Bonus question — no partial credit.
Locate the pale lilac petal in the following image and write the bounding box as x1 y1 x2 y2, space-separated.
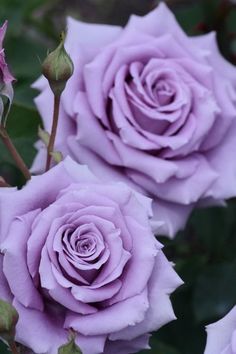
205 122 236 200
204 306 236 354
107 132 178 183
151 200 192 238
2 210 44 310
71 280 122 303
108 217 159 305
110 252 183 340
75 334 106 354
65 288 149 335
126 2 205 61
105 334 150 354
14 299 67 354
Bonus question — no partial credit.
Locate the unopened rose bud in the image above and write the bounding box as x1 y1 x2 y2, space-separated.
42 32 74 96
0 299 19 342
0 21 15 126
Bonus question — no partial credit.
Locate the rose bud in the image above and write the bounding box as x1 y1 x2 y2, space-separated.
0 21 15 126
42 32 74 97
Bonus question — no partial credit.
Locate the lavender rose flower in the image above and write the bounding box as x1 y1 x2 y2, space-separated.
0 158 182 354
32 3 236 238
0 21 14 124
204 306 236 354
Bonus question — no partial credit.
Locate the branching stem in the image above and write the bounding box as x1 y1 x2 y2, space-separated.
45 94 61 171
0 125 31 181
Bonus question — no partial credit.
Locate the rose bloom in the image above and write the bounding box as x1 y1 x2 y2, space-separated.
204 306 236 354
0 21 15 123
0 158 182 354
32 3 236 237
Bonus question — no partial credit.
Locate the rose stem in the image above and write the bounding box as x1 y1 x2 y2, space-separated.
45 94 61 172
9 340 19 354
0 125 31 181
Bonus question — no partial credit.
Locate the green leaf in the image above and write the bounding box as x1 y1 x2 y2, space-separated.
0 103 41 186
0 340 8 354
58 336 82 354
14 83 38 110
175 2 204 34
193 260 236 323
1 103 41 165
0 299 19 351
190 205 236 261
0 299 18 333
5 36 46 80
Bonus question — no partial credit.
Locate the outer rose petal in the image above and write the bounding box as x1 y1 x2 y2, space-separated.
109 252 183 341
65 289 149 335
2 209 44 310
152 199 192 238
205 122 236 200
14 299 67 354
104 334 150 354
192 32 236 83
126 2 205 61
0 158 97 242
204 306 236 354
75 334 106 354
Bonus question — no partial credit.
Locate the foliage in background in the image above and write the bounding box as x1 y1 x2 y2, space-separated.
0 0 235 353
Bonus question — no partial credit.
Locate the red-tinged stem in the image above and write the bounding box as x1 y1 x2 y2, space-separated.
0 125 31 181
9 340 19 354
0 176 10 187
45 94 61 171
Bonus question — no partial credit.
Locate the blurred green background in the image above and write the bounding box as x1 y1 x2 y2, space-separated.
0 0 236 353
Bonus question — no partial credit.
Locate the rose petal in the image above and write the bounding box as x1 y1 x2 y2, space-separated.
65 288 149 335
110 251 183 340
151 199 192 238
105 334 150 354
204 306 236 354
2 210 44 310
14 299 67 354
75 333 106 354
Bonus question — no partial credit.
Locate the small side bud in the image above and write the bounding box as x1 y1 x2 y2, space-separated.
38 126 50 146
50 151 63 164
0 299 19 343
42 32 74 96
58 332 82 354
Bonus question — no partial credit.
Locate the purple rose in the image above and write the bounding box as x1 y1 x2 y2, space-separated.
204 306 236 354
0 158 182 354
32 2 236 237
0 21 14 124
